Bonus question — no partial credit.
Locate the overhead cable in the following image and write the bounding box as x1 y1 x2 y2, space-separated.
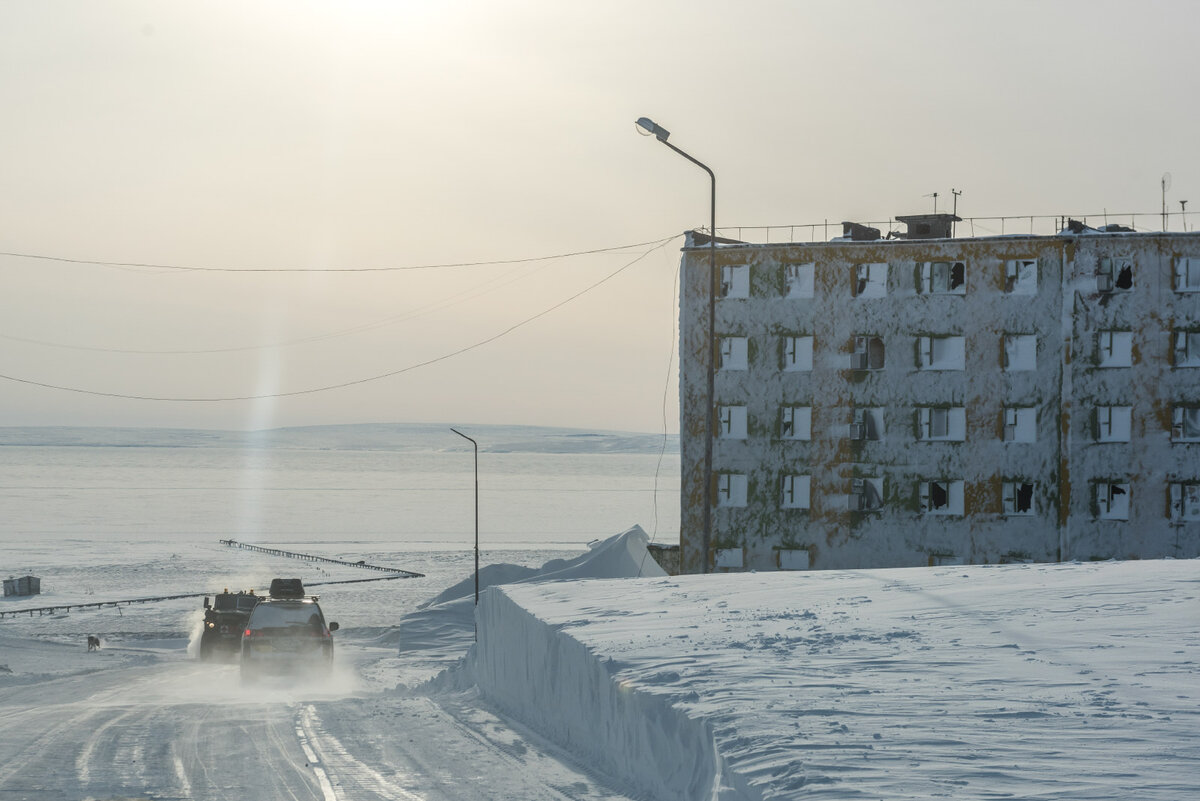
0 235 676 273
0 237 678 402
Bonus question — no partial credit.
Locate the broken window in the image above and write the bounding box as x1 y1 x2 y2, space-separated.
1095 405 1132 443
1175 330 1200 368
1096 481 1130 520
779 406 812 441
1003 406 1037 443
1098 331 1134 368
1002 481 1036 516
1096 258 1133 293
917 335 966 371
1169 483 1200 521
851 335 885 370
921 261 966 294
717 405 747 439
780 475 811 510
782 335 814 371
853 263 887 298
718 337 748 371
1172 406 1200 442
1005 259 1038 295
784 262 815 298
850 476 884 512
716 474 748 508
919 479 964 515
720 264 750 299
848 407 885 441
1003 335 1037 372
1175 257 1200 293
917 406 966 441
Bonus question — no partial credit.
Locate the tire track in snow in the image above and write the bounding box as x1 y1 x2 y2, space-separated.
297 702 425 801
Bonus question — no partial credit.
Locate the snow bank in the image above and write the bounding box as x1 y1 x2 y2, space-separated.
460 558 1200 800
400 526 664 683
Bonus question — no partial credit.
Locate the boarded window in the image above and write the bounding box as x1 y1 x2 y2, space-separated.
778 549 811 570
714 548 744 569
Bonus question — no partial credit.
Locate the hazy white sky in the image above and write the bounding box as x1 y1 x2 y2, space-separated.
1 0 1196 432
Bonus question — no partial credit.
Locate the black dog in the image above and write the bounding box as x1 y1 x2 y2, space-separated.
87 635 100 652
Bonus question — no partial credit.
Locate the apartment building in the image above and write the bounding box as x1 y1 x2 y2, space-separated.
677 215 1200 573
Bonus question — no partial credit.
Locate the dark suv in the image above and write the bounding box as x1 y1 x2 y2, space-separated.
239 579 339 681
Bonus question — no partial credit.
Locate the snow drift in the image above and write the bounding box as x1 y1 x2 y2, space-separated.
447 551 1200 800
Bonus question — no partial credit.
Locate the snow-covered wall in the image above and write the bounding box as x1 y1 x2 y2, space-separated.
468 585 725 801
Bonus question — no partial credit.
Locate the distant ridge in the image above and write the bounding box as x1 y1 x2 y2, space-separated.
0 422 679 455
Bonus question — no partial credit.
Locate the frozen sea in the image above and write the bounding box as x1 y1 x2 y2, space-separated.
0 422 680 634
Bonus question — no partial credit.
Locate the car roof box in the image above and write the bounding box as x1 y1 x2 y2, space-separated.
269 578 305 598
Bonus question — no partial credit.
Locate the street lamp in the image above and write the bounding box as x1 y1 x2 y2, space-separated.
635 116 716 574
450 428 480 639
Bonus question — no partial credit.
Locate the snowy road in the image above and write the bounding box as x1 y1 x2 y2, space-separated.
0 643 635 801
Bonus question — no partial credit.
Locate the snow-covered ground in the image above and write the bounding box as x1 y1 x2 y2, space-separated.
455 538 1199 800
1 528 1196 800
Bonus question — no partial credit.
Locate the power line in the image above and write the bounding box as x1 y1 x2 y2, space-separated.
0 237 678 402
0 236 674 273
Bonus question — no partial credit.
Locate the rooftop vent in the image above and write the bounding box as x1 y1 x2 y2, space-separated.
895 213 961 240
841 221 881 241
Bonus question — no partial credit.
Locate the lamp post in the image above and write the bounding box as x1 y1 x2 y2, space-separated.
450 428 479 638
635 116 716 574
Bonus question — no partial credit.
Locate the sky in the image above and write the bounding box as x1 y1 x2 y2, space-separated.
1 0 1197 433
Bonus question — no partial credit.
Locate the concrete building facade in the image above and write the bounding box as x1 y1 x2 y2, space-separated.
678 223 1200 573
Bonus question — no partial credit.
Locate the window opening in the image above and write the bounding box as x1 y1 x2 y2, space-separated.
1172 406 1200 442
1098 331 1133 368
718 337 748 371
784 262 815 298
1170 483 1200 521
783 336 814 371
780 475 811 509
1096 405 1132 443
717 405 747 439
921 261 966 294
1175 257 1200 293
780 406 812 440
851 335 885 370
1097 258 1133 293
720 265 750 299
854 263 887 298
1004 259 1037 295
1096 481 1130 520
1002 481 1035 516
1175 331 1200 367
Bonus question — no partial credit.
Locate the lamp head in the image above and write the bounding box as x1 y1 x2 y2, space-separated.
635 117 670 142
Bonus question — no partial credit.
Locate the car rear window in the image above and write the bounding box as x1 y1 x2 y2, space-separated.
249 603 323 628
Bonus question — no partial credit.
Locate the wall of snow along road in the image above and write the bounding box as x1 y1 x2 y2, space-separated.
469 587 724 801
460 557 1200 801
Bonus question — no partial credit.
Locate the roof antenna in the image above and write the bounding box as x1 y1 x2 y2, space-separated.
924 191 939 213
1162 172 1172 231
1182 199 1189 233
951 188 963 237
